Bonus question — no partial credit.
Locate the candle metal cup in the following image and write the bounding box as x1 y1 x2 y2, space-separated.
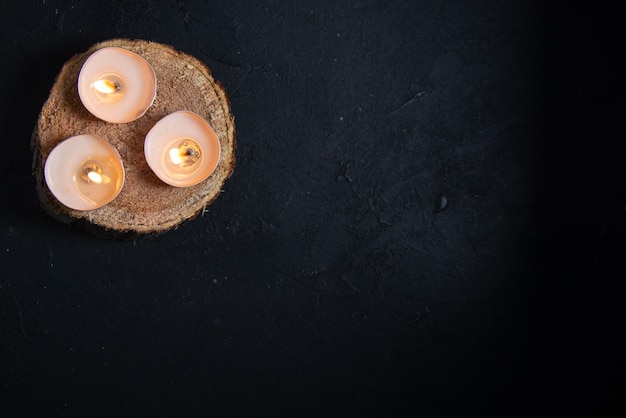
44 134 125 210
144 111 220 187
78 47 156 123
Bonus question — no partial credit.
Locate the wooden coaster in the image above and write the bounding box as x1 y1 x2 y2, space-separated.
31 39 236 238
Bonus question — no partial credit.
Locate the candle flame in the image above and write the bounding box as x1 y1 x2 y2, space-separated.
168 140 201 169
169 148 183 165
92 79 120 94
87 171 103 184
80 161 110 185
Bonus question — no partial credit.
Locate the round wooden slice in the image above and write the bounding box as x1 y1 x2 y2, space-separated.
31 39 236 238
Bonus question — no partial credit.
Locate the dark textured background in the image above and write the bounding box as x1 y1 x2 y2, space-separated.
1 0 623 416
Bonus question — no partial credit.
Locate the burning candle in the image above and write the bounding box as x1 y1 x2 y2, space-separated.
77 47 156 123
44 134 125 210
144 110 220 187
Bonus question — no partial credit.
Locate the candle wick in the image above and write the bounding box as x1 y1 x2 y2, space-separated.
80 161 104 184
92 79 122 95
169 139 202 169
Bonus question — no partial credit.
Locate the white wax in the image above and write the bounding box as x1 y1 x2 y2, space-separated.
44 134 125 210
144 111 220 187
78 47 156 124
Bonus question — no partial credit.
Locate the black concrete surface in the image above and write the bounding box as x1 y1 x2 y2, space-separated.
1 0 624 416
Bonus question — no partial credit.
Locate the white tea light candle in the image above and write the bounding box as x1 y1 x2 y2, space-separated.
144 110 220 187
78 47 156 123
44 134 125 210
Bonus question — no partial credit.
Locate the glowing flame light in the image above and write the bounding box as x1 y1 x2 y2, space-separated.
169 148 183 165
92 79 120 94
168 140 201 169
87 171 103 184
80 161 111 185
